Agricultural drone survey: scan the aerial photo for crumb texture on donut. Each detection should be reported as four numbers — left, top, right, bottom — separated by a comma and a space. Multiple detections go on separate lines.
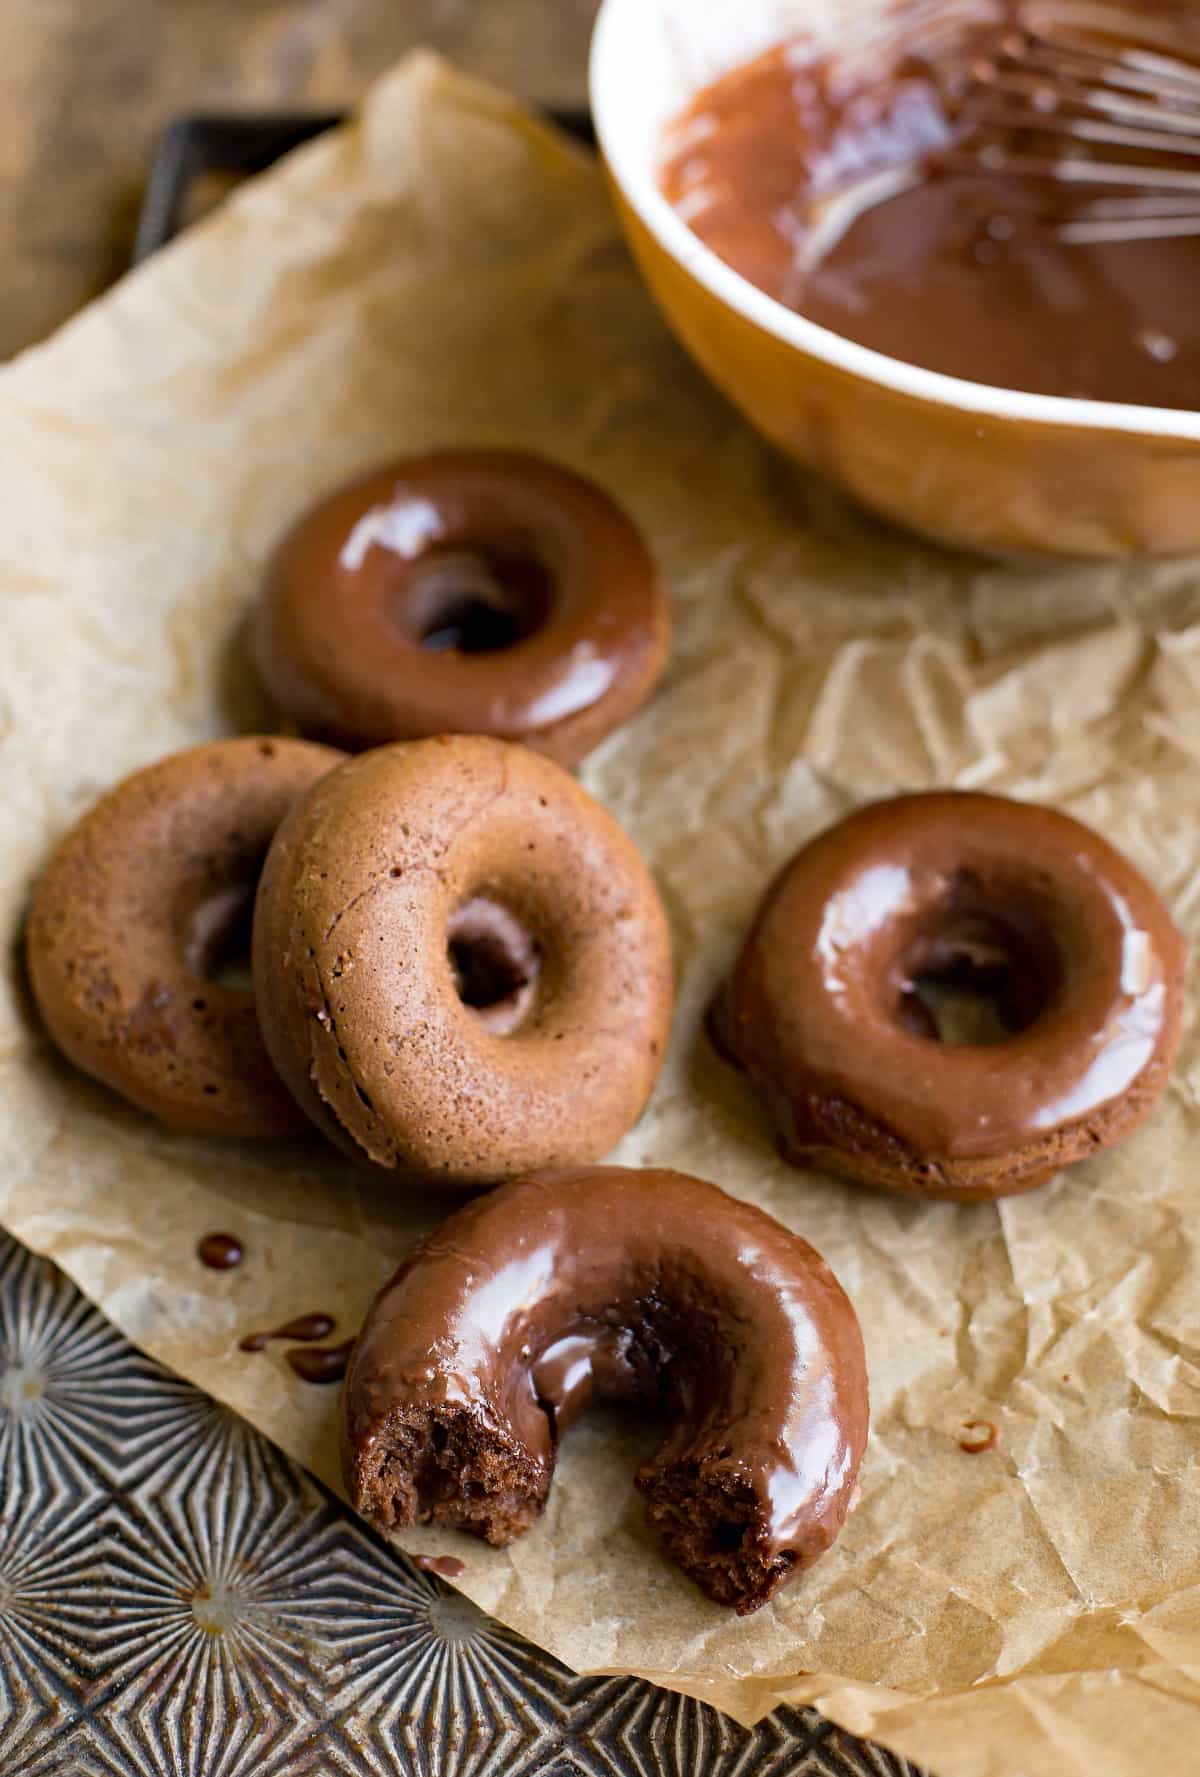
350, 1405, 548, 1546
637, 1460, 796, 1614
252, 735, 673, 1188
342, 1167, 868, 1614
25, 735, 343, 1138
777, 1065, 1176, 1204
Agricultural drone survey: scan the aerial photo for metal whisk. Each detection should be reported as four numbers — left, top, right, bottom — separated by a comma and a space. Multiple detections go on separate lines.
943, 1, 1200, 242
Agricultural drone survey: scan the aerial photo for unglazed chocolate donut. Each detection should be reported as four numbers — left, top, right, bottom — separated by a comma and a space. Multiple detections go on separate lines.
252, 451, 671, 765
252, 736, 673, 1187
714, 792, 1186, 1202
343, 1165, 868, 1614
26, 736, 343, 1138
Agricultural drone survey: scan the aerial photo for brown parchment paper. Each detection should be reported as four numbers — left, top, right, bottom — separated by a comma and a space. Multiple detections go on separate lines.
1, 54, 1199, 1777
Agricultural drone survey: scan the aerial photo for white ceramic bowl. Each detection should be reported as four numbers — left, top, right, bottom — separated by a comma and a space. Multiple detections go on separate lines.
590, 0, 1200, 556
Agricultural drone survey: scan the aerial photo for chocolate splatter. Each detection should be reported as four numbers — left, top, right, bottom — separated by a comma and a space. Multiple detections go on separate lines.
197, 1233, 243, 1270
284, 1338, 355, 1384
959, 1419, 999, 1454
412, 1554, 466, 1579
239, 1312, 335, 1354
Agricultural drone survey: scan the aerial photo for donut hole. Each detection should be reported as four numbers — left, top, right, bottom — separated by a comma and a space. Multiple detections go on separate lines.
447, 897, 541, 1036
184, 877, 261, 994
894, 902, 1061, 1046
404, 547, 552, 655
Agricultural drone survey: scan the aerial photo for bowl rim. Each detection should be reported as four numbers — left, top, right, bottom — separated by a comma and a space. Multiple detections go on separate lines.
589, 0, 1200, 442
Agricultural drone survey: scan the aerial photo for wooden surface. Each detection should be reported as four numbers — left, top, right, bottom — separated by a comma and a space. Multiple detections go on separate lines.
0, 0, 598, 360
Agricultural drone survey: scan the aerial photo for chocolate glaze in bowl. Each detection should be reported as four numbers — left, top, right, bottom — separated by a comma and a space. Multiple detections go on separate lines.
591, 0, 1200, 556
659, 11, 1200, 409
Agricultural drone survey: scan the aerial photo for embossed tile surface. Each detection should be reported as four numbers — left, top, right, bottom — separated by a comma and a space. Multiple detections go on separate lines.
0, 1234, 925, 1775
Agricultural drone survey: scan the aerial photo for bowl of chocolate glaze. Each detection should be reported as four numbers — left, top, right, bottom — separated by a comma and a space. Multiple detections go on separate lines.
591, 0, 1200, 556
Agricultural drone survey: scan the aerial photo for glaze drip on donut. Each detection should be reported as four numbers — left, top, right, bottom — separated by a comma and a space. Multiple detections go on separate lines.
342, 1166, 869, 1614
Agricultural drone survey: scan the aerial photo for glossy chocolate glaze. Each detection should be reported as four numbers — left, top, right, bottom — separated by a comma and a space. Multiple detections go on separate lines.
719, 792, 1186, 1170
254, 452, 672, 767
661, 3, 1200, 407
342, 1167, 868, 1613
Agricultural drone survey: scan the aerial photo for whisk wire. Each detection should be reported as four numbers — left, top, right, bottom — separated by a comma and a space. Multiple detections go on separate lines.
950, 3, 1200, 241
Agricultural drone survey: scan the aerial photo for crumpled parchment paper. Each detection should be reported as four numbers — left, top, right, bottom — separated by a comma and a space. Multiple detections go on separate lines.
1, 53, 1198, 1777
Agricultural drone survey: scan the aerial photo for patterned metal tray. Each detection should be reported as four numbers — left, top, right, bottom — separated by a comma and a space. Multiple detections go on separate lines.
0, 1233, 920, 1774
134, 110, 594, 260
0, 111, 930, 1776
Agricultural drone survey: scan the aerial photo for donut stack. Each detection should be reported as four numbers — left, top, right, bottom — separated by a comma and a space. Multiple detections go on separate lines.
26, 452, 676, 1185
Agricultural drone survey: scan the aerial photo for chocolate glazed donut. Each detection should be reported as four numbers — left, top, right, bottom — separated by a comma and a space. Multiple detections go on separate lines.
343, 1166, 868, 1615
252, 451, 671, 766
26, 736, 343, 1137
714, 791, 1187, 1201
252, 736, 673, 1187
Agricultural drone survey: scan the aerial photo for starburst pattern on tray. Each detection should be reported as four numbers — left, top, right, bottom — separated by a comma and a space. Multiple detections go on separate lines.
0, 1232, 925, 1776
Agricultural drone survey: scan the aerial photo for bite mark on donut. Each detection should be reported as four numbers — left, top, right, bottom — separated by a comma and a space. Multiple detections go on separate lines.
343, 1168, 868, 1613
638, 1460, 799, 1614
354, 1405, 548, 1546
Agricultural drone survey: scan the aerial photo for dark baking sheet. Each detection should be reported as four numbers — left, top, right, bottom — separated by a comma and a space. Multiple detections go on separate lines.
0, 107, 936, 1777
0, 1232, 921, 1775
134, 108, 594, 260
